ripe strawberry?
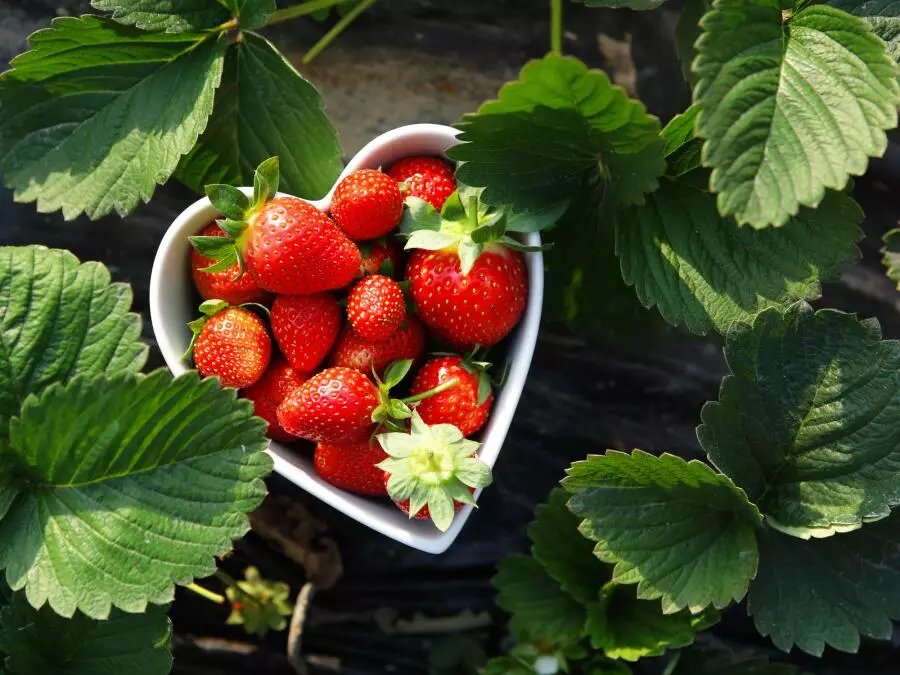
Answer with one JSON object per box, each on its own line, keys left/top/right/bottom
{"left": 314, "top": 440, "right": 389, "bottom": 495}
{"left": 191, "top": 223, "right": 270, "bottom": 305}
{"left": 277, "top": 367, "right": 381, "bottom": 444}
{"left": 377, "top": 411, "right": 492, "bottom": 532}
{"left": 388, "top": 156, "right": 456, "bottom": 210}
{"left": 190, "top": 303, "right": 271, "bottom": 389}
{"left": 328, "top": 316, "right": 426, "bottom": 375}
{"left": 271, "top": 294, "right": 342, "bottom": 372}
{"left": 357, "top": 238, "right": 404, "bottom": 278}
{"left": 241, "top": 358, "right": 309, "bottom": 442}
{"left": 195, "top": 158, "right": 361, "bottom": 295}
{"left": 405, "top": 245, "right": 527, "bottom": 350}
{"left": 347, "top": 275, "right": 405, "bottom": 342}
{"left": 410, "top": 355, "right": 493, "bottom": 436}
{"left": 330, "top": 169, "right": 403, "bottom": 240}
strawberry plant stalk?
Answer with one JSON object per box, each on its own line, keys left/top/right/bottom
{"left": 302, "top": 0, "right": 379, "bottom": 64}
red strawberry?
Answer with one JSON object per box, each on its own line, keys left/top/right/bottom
{"left": 410, "top": 355, "right": 493, "bottom": 436}
{"left": 314, "top": 440, "right": 389, "bottom": 495}
{"left": 191, "top": 223, "right": 270, "bottom": 305}
{"left": 347, "top": 275, "right": 406, "bottom": 342}
{"left": 195, "top": 158, "right": 361, "bottom": 295}
{"left": 388, "top": 156, "right": 456, "bottom": 210}
{"left": 358, "top": 238, "right": 404, "bottom": 278}
{"left": 277, "top": 367, "right": 381, "bottom": 444}
{"left": 241, "top": 358, "right": 309, "bottom": 442}
{"left": 191, "top": 303, "right": 271, "bottom": 389}
{"left": 328, "top": 316, "right": 426, "bottom": 375}
{"left": 405, "top": 245, "right": 527, "bottom": 350}
{"left": 377, "top": 411, "right": 492, "bottom": 532}
{"left": 271, "top": 294, "right": 342, "bottom": 372}
{"left": 330, "top": 169, "right": 403, "bottom": 240}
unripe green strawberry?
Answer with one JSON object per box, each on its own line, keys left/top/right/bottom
{"left": 330, "top": 169, "right": 403, "bottom": 240}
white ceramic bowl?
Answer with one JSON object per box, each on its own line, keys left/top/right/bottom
{"left": 150, "top": 124, "right": 543, "bottom": 554}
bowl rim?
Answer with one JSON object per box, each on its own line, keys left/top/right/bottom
{"left": 149, "top": 123, "right": 543, "bottom": 554}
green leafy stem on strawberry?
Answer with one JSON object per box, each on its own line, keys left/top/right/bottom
{"left": 370, "top": 359, "right": 460, "bottom": 432}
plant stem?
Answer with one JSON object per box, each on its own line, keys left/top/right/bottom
{"left": 301, "top": 0, "right": 379, "bottom": 64}
{"left": 186, "top": 582, "right": 226, "bottom": 605}
{"left": 214, "top": 569, "right": 239, "bottom": 588}
{"left": 266, "top": 0, "right": 351, "bottom": 26}
{"left": 550, "top": 0, "right": 563, "bottom": 56}
{"left": 401, "top": 377, "right": 459, "bottom": 404}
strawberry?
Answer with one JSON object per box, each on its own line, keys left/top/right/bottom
{"left": 405, "top": 245, "right": 527, "bottom": 350}
{"left": 188, "top": 301, "right": 271, "bottom": 389}
{"left": 193, "top": 158, "right": 360, "bottom": 295}
{"left": 277, "top": 367, "right": 381, "bottom": 444}
{"left": 377, "top": 410, "right": 492, "bottom": 532}
{"left": 388, "top": 156, "right": 456, "bottom": 210}
{"left": 191, "top": 223, "right": 270, "bottom": 305}
{"left": 278, "top": 361, "right": 452, "bottom": 445}
{"left": 330, "top": 169, "right": 403, "bottom": 240}
{"left": 271, "top": 293, "right": 342, "bottom": 372}
{"left": 314, "top": 440, "right": 389, "bottom": 495}
{"left": 347, "top": 274, "right": 406, "bottom": 342}
{"left": 389, "top": 481, "right": 474, "bottom": 521}
{"left": 357, "top": 238, "right": 404, "bottom": 278}
{"left": 241, "top": 358, "right": 309, "bottom": 442}
{"left": 409, "top": 355, "right": 493, "bottom": 436}
{"left": 328, "top": 316, "right": 426, "bottom": 375}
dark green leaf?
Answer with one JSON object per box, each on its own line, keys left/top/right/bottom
{"left": 586, "top": 583, "right": 717, "bottom": 661}
{"left": 0, "top": 246, "right": 146, "bottom": 432}
{"left": 670, "top": 645, "right": 797, "bottom": 675}
{"left": 0, "top": 371, "right": 271, "bottom": 619}
{"left": 177, "top": 32, "right": 341, "bottom": 200}
{"left": 748, "top": 515, "right": 900, "bottom": 655}
{"left": 470, "top": 214, "right": 507, "bottom": 244}
{"left": 564, "top": 450, "right": 761, "bottom": 614}
{"left": 694, "top": 0, "right": 899, "bottom": 227}
{"left": 225, "top": 0, "right": 276, "bottom": 30}
{"left": 616, "top": 181, "right": 862, "bottom": 335}
{"left": 0, "top": 17, "right": 226, "bottom": 220}
{"left": 660, "top": 106, "right": 702, "bottom": 177}
{"left": 252, "top": 156, "right": 280, "bottom": 206}
{"left": 527, "top": 489, "right": 608, "bottom": 604}
{"left": 189, "top": 235, "right": 237, "bottom": 260}
{"left": 206, "top": 184, "right": 250, "bottom": 219}
{"left": 699, "top": 303, "right": 900, "bottom": 538}
{"left": 882, "top": 227, "right": 900, "bottom": 286}
{"left": 383, "top": 359, "right": 413, "bottom": 389}
{"left": 450, "top": 54, "right": 664, "bottom": 212}
{"left": 482, "top": 656, "right": 535, "bottom": 675}
{"left": 0, "top": 592, "right": 172, "bottom": 675}
{"left": 505, "top": 200, "right": 570, "bottom": 233}
{"left": 400, "top": 196, "right": 442, "bottom": 234}
{"left": 493, "top": 555, "right": 587, "bottom": 647}
{"left": 831, "top": 0, "right": 900, "bottom": 65}
{"left": 91, "top": 0, "right": 230, "bottom": 32}
{"left": 675, "top": 0, "right": 710, "bottom": 84}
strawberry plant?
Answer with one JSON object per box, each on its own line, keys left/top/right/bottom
{"left": 1, "top": 0, "right": 900, "bottom": 671}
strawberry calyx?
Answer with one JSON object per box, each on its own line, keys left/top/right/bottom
{"left": 189, "top": 156, "right": 280, "bottom": 278}
{"left": 399, "top": 184, "right": 551, "bottom": 274}
{"left": 376, "top": 409, "right": 492, "bottom": 532}
{"left": 182, "top": 299, "right": 269, "bottom": 362}
{"left": 369, "top": 359, "right": 459, "bottom": 432}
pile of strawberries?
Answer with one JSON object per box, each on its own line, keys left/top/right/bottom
{"left": 187, "top": 154, "right": 530, "bottom": 531}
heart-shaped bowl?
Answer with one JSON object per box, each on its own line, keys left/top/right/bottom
{"left": 150, "top": 123, "right": 543, "bottom": 554}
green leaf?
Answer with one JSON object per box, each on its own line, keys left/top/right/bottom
{"left": 694, "top": 0, "right": 899, "bottom": 228}
{"left": 586, "top": 583, "right": 717, "bottom": 661}
{"left": 527, "top": 489, "right": 608, "bottom": 604}
{"left": 616, "top": 180, "right": 862, "bottom": 335}
{"left": 505, "top": 200, "right": 570, "bottom": 233}
{"left": 91, "top": 0, "right": 230, "bottom": 32}
{"left": 224, "top": 0, "right": 276, "bottom": 30}
{"left": 0, "top": 371, "right": 271, "bottom": 619}
{"left": 831, "top": 0, "right": 900, "bottom": 65}
{"left": 493, "top": 555, "right": 587, "bottom": 647}
{"left": 698, "top": 303, "right": 900, "bottom": 538}
{"left": 660, "top": 106, "right": 702, "bottom": 177}
{"left": 748, "top": 515, "right": 900, "bottom": 655}
{"left": 482, "top": 656, "right": 536, "bottom": 675}
{"left": 206, "top": 184, "right": 251, "bottom": 219}
{"left": 0, "top": 17, "right": 226, "bottom": 220}
{"left": 564, "top": 450, "right": 761, "bottom": 614}
{"left": 675, "top": 0, "right": 710, "bottom": 84}
{"left": 252, "top": 156, "right": 280, "bottom": 207}
{"left": 670, "top": 645, "right": 797, "bottom": 675}
{"left": 882, "top": 227, "right": 900, "bottom": 286}
{"left": 400, "top": 196, "right": 442, "bottom": 234}
{"left": 177, "top": 32, "right": 341, "bottom": 200}
{"left": 576, "top": 0, "right": 667, "bottom": 11}
{"left": 0, "top": 592, "right": 172, "bottom": 675}
{"left": 450, "top": 54, "right": 664, "bottom": 212}
{"left": 0, "top": 246, "right": 146, "bottom": 432}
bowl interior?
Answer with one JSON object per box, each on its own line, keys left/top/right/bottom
{"left": 149, "top": 123, "right": 543, "bottom": 553}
